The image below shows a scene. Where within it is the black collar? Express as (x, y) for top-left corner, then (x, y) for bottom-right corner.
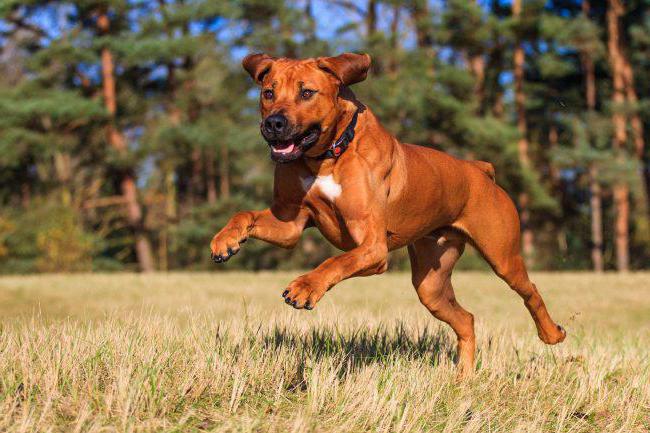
(317, 109), (359, 159)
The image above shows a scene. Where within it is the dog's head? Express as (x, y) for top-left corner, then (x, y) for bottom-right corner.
(242, 53), (371, 162)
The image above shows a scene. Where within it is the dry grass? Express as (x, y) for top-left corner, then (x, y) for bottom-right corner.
(0, 271), (649, 432)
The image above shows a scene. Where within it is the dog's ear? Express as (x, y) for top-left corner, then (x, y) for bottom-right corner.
(242, 53), (275, 84)
(317, 53), (371, 86)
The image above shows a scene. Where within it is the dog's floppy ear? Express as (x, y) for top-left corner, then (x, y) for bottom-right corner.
(317, 53), (371, 86)
(242, 53), (275, 84)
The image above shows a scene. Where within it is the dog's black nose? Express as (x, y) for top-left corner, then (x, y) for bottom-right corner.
(263, 114), (288, 136)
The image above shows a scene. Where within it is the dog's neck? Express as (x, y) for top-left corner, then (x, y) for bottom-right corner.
(303, 87), (396, 176)
(304, 103), (359, 174)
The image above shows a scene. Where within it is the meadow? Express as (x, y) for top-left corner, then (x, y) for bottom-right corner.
(0, 271), (648, 432)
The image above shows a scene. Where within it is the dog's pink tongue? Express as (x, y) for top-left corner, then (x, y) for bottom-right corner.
(274, 142), (295, 154)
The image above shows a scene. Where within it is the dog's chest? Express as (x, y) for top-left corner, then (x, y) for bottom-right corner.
(301, 175), (356, 250)
(301, 175), (342, 201)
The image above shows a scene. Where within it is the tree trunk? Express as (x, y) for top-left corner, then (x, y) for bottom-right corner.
(410, 0), (435, 78)
(581, 0), (603, 272)
(388, 4), (400, 75)
(304, 0), (316, 43)
(485, 33), (505, 118)
(582, 56), (596, 111)
(411, 0), (432, 48)
(581, 0), (597, 109)
(188, 147), (203, 206)
(613, 184), (630, 271)
(512, 0), (535, 266)
(20, 180), (30, 208)
(548, 124), (560, 184)
(98, 12), (154, 272)
(549, 124), (568, 256)
(607, 0), (630, 271)
(365, 0), (381, 74)
(159, 166), (176, 272)
(620, 42), (649, 221)
(163, 95), (182, 272)
(493, 92), (504, 118)
(205, 147), (218, 204)
(589, 165), (604, 272)
(366, 0), (377, 39)
(470, 0), (485, 110)
(469, 54), (485, 108)
(621, 56), (644, 159)
(53, 151), (72, 206)
(220, 143), (230, 200)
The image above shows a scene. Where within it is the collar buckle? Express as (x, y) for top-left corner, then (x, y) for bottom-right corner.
(317, 109), (359, 160)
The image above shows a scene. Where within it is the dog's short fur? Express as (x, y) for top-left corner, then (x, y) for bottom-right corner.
(210, 53), (566, 375)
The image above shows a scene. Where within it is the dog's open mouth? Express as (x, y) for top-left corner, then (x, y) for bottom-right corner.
(268, 125), (321, 162)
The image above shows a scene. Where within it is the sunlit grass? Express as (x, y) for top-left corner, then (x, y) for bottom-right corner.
(0, 272), (649, 432)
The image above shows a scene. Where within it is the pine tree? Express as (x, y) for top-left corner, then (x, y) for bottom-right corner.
(441, 0), (489, 110)
(512, 0), (535, 266)
(607, 0), (631, 271)
(579, 0), (605, 271)
(95, 6), (155, 272)
(0, 1), (110, 271)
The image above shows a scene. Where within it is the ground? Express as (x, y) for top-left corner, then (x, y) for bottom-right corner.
(0, 271), (648, 432)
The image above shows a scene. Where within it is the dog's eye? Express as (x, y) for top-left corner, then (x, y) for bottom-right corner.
(301, 89), (316, 100)
(262, 89), (274, 100)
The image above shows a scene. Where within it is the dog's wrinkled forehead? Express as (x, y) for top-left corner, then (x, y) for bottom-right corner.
(242, 53), (371, 89)
(262, 60), (337, 92)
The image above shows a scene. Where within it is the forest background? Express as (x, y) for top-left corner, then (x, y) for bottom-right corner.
(0, 0), (648, 273)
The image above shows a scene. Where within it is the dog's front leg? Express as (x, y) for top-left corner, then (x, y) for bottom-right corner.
(210, 206), (308, 263)
(282, 218), (388, 309)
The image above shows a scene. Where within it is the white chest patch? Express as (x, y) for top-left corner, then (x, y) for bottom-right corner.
(313, 175), (342, 201)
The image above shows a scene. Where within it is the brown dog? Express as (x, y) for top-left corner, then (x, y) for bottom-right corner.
(210, 53), (566, 375)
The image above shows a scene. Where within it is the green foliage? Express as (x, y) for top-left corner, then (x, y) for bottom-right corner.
(0, 202), (99, 273)
(0, 0), (648, 272)
(439, 0), (490, 55)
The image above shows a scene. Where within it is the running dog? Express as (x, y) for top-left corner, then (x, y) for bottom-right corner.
(210, 53), (566, 375)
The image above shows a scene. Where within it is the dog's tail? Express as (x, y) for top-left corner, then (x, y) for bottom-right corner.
(470, 160), (496, 182)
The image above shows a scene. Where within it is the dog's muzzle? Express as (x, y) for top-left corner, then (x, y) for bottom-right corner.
(262, 123), (322, 163)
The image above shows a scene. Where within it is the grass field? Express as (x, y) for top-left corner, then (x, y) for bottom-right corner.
(0, 271), (649, 432)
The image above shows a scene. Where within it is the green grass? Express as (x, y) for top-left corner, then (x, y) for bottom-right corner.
(0, 272), (649, 432)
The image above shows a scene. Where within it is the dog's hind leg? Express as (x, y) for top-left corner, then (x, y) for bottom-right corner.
(455, 186), (566, 345)
(485, 250), (566, 345)
(408, 230), (475, 377)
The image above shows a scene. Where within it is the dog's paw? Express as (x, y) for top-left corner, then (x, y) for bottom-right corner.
(538, 324), (567, 345)
(210, 229), (247, 263)
(282, 276), (324, 310)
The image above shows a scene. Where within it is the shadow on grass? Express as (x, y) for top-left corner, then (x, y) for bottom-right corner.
(262, 322), (457, 370)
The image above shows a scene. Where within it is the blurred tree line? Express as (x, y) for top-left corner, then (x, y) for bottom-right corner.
(0, 0), (648, 273)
